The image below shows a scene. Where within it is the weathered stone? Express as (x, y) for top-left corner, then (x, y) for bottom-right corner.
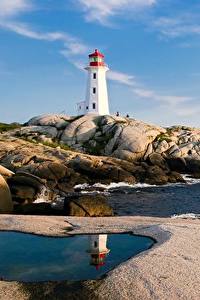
(11, 185), (36, 203)
(0, 165), (14, 178)
(155, 140), (169, 154)
(65, 195), (114, 217)
(27, 114), (71, 128)
(144, 143), (153, 160)
(0, 174), (13, 213)
(144, 166), (169, 185)
(19, 126), (58, 138)
(38, 135), (53, 144)
(149, 153), (168, 170)
(166, 158), (187, 173)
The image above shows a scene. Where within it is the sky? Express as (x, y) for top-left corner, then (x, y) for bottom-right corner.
(0, 0), (200, 126)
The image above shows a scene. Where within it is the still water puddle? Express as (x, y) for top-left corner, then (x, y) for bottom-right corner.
(0, 231), (154, 282)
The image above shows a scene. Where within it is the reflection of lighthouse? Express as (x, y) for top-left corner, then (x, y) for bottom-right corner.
(87, 235), (110, 270)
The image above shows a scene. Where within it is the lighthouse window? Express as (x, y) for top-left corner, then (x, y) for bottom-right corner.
(94, 241), (98, 248)
(93, 103), (96, 109)
(93, 73), (96, 79)
(93, 87), (96, 94)
(86, 106), (88, 110)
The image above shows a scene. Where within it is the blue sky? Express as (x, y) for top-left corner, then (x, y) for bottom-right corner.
(0, 0), (200, 126)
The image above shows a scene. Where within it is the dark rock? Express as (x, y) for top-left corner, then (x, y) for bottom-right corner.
(168, 171), (185, 183)
(148, 153), (168, 170)
(167, 157), (187, 173)
(185, 159), (200, 175)
(11, 185), (36, 203)
(65, 195), (114, 217)
(7, 173), (45, 203)
(14, 202), (63, 215)
(144, 166), (169, 185)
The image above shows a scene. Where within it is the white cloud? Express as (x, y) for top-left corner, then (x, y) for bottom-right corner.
(0, 0), (32, 17)
(0, 20), (90, 58)
(152, 14), (200, 38)
(0, 1), (195, 118)
(133, 87), (193, 106)
(107, 70), (135, 86)
(76, 0), (156, 24)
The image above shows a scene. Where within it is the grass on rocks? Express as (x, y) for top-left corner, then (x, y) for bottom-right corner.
(0, 122), (21, 133)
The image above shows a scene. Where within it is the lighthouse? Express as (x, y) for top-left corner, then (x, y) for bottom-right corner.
(87, 234), (110, 270)
(77, 49), (110, 116)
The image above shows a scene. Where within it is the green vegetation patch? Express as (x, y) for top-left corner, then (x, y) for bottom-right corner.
(0, 122), (21, 132)
(156, 133), (172, 143)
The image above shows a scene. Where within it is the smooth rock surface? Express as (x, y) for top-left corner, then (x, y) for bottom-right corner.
(0, 174), (13, 213)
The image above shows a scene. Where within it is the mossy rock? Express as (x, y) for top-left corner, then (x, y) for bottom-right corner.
(65, 195), (114, 217)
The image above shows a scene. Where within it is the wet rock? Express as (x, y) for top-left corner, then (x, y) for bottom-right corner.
(167, 158), (187, 173)
(65, 195), (114, 217)
(14, 202), (63, 215)
(185, 159), (200, 175)
(144, 166), (169, 185)
(168, 171), (185, 183)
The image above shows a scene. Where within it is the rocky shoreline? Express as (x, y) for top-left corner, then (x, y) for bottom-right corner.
(1, 114), (200, 299)
(2, 113), (200, 215)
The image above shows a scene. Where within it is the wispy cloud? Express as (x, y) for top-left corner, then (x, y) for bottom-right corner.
(133, 87), (193, 106)
(152, 14), (200, 38)
(0, 20), (90, 59)
(0, 0), (196, 118)
(107, 70), (135, 86)
(0, 0), (33, 17)
(76, 0), (156, 25)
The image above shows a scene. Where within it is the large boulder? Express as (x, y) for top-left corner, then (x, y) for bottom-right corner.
(7, 173), (46, 204)
(68, 156), (136, 184)
(19, 162), (67, 181)
(19, 126), (58, 139)
(27, 114), (72, 129)
(0, 165), (14, 178)
(0, 174), (13, 213)
(61, 114), (97, 145)
(148, 153), (168, 170)
(111, 120), (165, 161)
(64, 195), (114, 217)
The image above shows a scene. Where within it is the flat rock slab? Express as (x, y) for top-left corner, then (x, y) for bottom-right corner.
(0, 215), (200, 300)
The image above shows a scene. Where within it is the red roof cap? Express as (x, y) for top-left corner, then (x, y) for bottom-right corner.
(89, 49), (104, 58)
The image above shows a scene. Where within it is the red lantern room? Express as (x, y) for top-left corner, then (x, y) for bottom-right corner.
(89, 49), (105, 67)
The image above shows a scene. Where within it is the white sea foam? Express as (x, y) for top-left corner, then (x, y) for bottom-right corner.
(182, 174), (200, 185)
(34, 186), (51, 203)
(171, 213), (200, 219)
(74, 182), (156, 191)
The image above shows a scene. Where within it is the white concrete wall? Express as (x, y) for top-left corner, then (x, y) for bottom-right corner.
(85, 66), (109, 115)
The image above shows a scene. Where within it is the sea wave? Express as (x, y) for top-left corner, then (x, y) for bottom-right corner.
(75, 175), (200, 192)
(171, 213), (200, 219)
(74, 182), (156, 191)
(182, 174), (200, 185)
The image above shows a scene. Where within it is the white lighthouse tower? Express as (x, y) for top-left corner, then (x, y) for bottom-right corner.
(77, 49), (110, 116)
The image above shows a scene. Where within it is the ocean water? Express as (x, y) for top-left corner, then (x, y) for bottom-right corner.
(75, 175), (200, 218)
